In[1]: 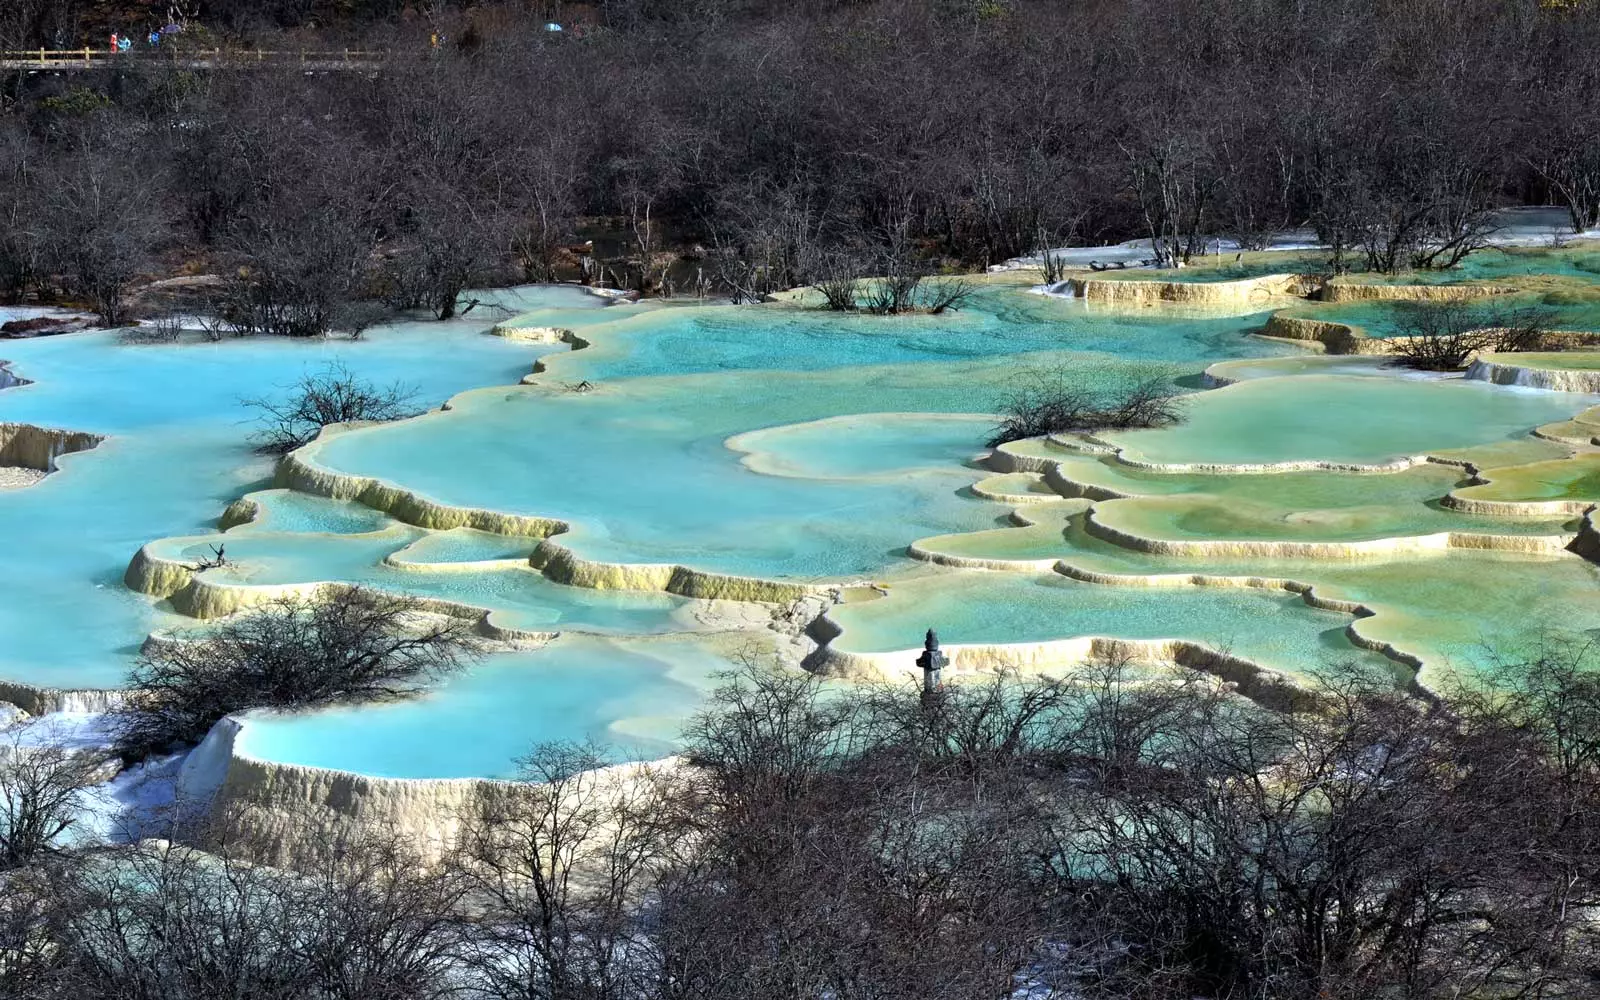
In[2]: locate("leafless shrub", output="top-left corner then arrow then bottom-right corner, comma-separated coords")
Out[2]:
1386,300 -> 1553,370
1039,248 -> 1071,284
456,741 -> 679,1000
244,361 -> 418,454
922,276 -> 976,314
116,315 -> 183,345
35,132 -> 163,329
811,250 -> 864,312
212,190 -> 377,339
38,837 -> 466,1000
331,301 -> 393,341
112,588 -> 482,757
988,368 -> 1184,446
0,731 -> 107,871
1486,304 -> 1558,353
861,270 -> 923,314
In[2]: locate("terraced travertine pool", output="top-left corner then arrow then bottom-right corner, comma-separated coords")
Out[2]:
6,258 -> 1600,783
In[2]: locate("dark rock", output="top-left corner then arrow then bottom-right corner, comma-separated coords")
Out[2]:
0,317 -> 89,338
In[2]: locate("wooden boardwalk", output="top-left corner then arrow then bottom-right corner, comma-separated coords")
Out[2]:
0,49 -> 385,72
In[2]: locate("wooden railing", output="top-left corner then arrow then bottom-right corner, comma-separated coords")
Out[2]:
0,48 -> 387,70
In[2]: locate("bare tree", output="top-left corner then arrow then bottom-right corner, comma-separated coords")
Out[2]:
809,247 -> 866,312
458,741 -> 678,1000
244,361 -> 418,454
988,369 -> 1184,446
0,127 -> 44,305
0,731 -> 107,871
41,837 -> 466,1000
35,131 -> 164,328
374,57 -> 514,320
114,588 -> 482,756
1120,102 -> 1217,269
1383,301 -> 1550,370
921,276 -> 975,314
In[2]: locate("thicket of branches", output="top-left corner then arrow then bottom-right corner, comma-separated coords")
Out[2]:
244,361 -> 419,453
988,370 -> 1184,446
113,588 -> 481,756
3,0 -> 1600,328
1387,301 -> 1557,370
8,640 -> 1600,998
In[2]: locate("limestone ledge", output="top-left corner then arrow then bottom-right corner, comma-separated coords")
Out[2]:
1085,442 -> 1456,477
892,547 -> 1430,689
986,441 -> 1068,475
193,716 -> 667,867
0,421 -> 104,472
219,497 -> 261,530
1532,412 -> 1600,447
1055,272 -> 1513,313
264,387 -> 830,606
988,437 -> 1457,486
1318,281 -> 1517,303
985,432 -> 1595,562
275,448 -> 568,537
1082,506 -> 1574,559
0,680 -> 124,716
123,543 -> 555,642
527,330 -> 594,377
1466,359 -> 1600,394
970,473 -> 1061,504
1040,463 -> 1127,501
1439,493 -> 1595,518
898,481 -> 1584,688
998,457 -> 1587,540
1047,560 -> 1429,682
1259,313 -> 1382,355
810,626 -> 1314,712
1065,272 -> 1313,308
490,323 -> 574,344
902,509 -> 1534,685
529,536 -> 825,603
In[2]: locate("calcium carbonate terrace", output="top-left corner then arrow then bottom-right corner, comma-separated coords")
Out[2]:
5,254 -> 1600,784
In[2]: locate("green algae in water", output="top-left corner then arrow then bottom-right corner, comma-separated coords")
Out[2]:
1099,375 -> 1590,467
1457,454 -> 1600,503
829,570 -> 1391,677
1098,493 -> 1572,543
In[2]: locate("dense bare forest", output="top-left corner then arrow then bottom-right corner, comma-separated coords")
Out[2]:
5,645 -> 1600,999
7,3 -> 1600,998
3,0 -> 1600,328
